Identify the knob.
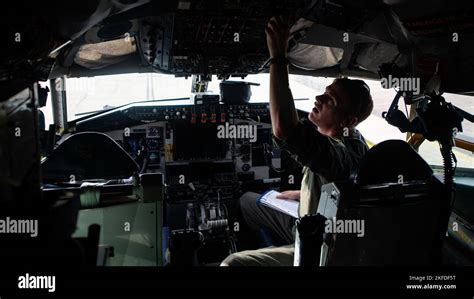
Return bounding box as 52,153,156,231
242,164,251,172
165,115,170,120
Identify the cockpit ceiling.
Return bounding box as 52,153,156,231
2,0,474,95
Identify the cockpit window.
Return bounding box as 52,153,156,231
62,73,473,170
64,73,333,121
207,74,334,102
65,73,193,120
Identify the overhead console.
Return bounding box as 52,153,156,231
137,0,311,78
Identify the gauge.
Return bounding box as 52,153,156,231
147,138,159,149
147,126,162,138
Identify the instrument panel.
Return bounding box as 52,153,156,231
74,100,271,132
73,101,286,197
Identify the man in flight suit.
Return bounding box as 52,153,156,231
221,16,373,266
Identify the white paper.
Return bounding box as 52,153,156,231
258,190,299,218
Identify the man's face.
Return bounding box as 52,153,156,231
308,82,347,132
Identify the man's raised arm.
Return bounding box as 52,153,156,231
266,16,299,140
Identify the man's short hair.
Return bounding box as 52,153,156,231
333,78,373,126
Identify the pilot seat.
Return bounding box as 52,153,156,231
294,140,447,266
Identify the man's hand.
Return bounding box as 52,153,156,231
265,16,290,58
276,190,300,201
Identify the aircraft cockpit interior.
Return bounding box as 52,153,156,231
1,1,473,290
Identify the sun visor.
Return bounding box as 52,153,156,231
74,37,137,70
288,43,344,70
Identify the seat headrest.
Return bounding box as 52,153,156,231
355,140,433,186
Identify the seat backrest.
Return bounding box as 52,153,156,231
316,140,445,266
